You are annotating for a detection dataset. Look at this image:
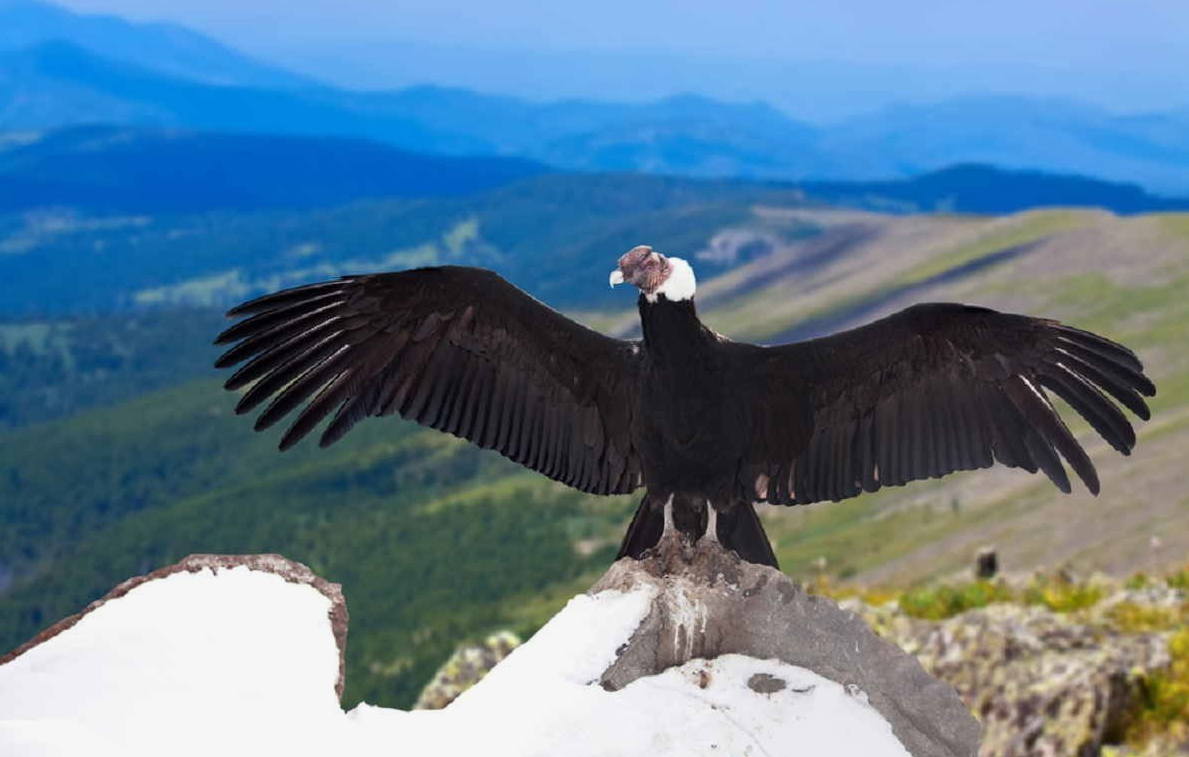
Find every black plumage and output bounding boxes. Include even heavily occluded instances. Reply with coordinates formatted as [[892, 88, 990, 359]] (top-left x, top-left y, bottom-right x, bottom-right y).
[[213, 250, 1156, 569]]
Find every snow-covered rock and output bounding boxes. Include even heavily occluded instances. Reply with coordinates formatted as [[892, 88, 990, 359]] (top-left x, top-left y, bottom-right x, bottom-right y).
[[0, 548, 978, 757]]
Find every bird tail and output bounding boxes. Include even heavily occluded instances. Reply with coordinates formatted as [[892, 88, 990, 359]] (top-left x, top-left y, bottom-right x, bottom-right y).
[[718, 502, 780, 569], [616, 494, 665, 562], [616, 495, 780, 569]]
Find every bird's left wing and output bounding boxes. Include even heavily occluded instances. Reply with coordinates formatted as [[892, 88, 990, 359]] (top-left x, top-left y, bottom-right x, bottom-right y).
[[214, 266, 644, 495], [740, 303, 1155, 505]]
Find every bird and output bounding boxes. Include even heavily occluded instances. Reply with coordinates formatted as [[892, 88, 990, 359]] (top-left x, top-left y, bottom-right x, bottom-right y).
[[212, 245, 1156, 568]]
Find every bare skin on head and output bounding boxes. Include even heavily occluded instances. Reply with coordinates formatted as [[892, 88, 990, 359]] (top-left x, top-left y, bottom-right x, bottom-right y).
[[610, 245, 697, 303], [610, 245, 671, 297]]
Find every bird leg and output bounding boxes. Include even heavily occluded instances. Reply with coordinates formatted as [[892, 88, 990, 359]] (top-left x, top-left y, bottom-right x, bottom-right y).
[[701, 500, 720, 545], [651, 494, 687, 560], [662, 493, 676, 536]]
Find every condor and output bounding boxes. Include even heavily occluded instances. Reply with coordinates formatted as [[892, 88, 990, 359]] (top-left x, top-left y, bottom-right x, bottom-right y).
[[214, 245, 1155, 568]]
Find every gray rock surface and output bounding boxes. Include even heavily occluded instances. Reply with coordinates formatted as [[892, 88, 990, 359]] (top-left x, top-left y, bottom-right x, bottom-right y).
[[845, 594, 1173, 757], [591, 539, 982, 757]]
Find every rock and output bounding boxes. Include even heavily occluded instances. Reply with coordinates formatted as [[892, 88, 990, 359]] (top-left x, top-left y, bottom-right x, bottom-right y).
[[976, 548, 999, 580], [593, 539, 981, 757], [1091, 584, 1187, 622], [845, 598, 1172, 757], [414, 631, 521, 710]]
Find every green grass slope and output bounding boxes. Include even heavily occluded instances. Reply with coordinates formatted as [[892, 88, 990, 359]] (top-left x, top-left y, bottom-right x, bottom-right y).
[[689, 208, 1189, 584]]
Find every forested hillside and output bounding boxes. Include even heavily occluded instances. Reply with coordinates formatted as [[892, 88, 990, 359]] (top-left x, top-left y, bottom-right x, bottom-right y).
[[4, 165, 1183, 318], [0, 309, 223, 429]]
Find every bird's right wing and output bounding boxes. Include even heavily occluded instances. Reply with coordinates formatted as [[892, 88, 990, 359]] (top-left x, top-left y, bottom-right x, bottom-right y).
[[740, 303, 1154, 505], [214, 266, 645, 495]]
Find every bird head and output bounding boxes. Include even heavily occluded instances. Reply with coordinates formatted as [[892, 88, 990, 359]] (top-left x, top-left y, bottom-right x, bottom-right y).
[[609, 245, 696, 302]]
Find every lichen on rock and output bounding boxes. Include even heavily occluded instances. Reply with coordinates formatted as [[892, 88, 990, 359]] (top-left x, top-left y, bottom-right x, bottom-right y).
[[840, 579, 1176, 757], [414, 631, 521, 710]]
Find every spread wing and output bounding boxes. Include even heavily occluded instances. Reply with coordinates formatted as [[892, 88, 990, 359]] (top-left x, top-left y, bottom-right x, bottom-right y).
[[214, 266, 644, 495], [743, 303, 1155, 505]]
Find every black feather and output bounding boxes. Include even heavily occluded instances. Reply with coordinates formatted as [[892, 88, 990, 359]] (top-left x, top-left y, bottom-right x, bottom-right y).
[[1004, 376, 1099, 494], [255, 346, 355, 432], [215, 291, 345, 346], [1038, 363, 1135, 454], [1058, 347, 1152, 420], [226, 280, 348, 317]]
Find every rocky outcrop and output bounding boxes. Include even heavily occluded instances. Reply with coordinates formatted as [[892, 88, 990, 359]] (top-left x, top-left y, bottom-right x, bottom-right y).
[[414, 631, 521, 710], [412, 539, 980, 755], [592, 540, 981, 757], [841, 586, 1174, 757], [419, 567, 1181, 757]]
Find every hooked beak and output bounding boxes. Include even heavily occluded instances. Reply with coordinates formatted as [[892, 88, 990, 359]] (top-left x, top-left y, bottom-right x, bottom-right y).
[[609, 269, 624, 288]]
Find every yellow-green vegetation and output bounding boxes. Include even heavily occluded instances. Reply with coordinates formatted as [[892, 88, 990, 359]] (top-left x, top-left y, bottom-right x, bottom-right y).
[[1168, 566, 1189, 591], [1129, 628, 1189, 747], [819, 564, 1188, 623], [898, 579, 1015, 620], [1022, 573, 1105, 613], [1107, 602, 1184, 633], [820, 574, 1102, 621]]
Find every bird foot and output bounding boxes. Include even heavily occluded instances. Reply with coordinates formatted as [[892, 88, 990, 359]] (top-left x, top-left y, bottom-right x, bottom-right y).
[[644, 528, 696, 571]]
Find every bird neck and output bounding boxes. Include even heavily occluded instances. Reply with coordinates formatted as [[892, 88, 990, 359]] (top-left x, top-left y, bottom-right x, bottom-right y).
[[639, 295, 711, 362]]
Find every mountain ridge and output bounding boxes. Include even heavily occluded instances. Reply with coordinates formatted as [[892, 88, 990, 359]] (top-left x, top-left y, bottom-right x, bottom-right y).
[[0, 124, 547, 213], [0, 0, 312, 88], [3, 37, 1189, 194]]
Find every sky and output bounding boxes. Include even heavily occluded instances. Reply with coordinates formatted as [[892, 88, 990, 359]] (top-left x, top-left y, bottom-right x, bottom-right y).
[[48, 0, 1189, 120]]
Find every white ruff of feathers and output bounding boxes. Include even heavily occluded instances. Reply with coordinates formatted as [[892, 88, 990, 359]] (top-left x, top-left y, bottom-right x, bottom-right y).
[[647, 257, 697, 303]]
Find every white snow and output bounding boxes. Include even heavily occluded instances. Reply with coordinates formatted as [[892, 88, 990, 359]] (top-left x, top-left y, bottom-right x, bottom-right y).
[[0, 566, 345, 757], [0, 563, 910, 757]]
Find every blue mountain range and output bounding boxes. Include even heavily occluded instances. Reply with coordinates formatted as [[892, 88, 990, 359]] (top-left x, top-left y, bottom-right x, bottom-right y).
[[1, 0, 1188, 196]]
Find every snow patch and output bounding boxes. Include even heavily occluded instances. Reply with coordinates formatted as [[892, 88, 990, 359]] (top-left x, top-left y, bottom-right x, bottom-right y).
[[0, 566, 343, 757], [1, 562, 908, 757]]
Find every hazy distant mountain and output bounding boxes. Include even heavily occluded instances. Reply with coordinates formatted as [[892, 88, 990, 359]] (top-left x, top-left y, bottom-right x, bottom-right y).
[[364, 87, 815, 152], [2, 33, 1189, 195], [0, 42, 816, 166], [0, 125, 545, 212], [1, 124, 1180, 219], [803, 163, 1189, 215], [0, 42, 482, 152], [0, 0, 311, 89], [817, 96, 1189, 197]]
